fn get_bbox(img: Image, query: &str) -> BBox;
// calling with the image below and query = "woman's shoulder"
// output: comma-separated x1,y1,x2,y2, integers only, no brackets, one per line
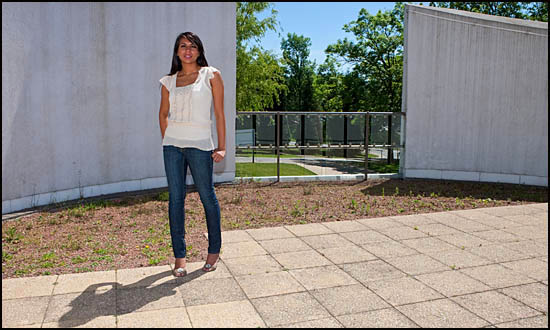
203,66,221,80
202,66,220,73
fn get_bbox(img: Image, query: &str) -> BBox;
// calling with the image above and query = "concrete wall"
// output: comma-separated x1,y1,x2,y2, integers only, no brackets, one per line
2,2,236,214
402,4,548,186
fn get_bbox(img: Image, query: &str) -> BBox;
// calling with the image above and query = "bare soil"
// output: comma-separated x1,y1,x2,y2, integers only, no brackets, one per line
2,178,548,279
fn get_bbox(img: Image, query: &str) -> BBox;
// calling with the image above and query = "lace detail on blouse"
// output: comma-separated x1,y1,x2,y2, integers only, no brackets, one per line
169,85,193,122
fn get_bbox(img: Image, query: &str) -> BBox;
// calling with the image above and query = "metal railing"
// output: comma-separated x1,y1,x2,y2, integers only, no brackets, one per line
235,111,406,182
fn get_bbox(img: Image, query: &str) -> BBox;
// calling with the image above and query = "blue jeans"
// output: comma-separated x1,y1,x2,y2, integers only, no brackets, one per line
163,146,221,258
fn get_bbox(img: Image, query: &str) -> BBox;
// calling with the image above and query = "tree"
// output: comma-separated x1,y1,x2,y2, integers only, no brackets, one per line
325,3,405,163
429,2,548,22
236,2,287,111
325,4,404,113
280,33,316,112
313,57,344,112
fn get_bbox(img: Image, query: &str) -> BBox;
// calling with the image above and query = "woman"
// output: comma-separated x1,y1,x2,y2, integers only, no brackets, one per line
158,32,225,277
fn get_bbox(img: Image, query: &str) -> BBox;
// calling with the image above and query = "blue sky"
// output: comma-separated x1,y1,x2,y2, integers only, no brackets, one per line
254,2,424,70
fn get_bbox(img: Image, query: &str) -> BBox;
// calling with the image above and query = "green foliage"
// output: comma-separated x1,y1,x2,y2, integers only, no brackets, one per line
236,2,287,111
429,2,548,22
280,33,316,112
325,3,404,113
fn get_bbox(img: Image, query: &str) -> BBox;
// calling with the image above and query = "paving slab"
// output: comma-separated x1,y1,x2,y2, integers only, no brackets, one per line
494,315,548,328
186,300,266,328
284,223,334,236
2,296,50,327
415,223,463,236
246,226,295,240
397,298,490,327
320,220,370,233
499,283,548,314
44,290,116,324
219,229,254,243
1,274,58,300
116,308,191,328
424,248,493,269
466,243,529,263
116,265,175,289
336,308,419,327
301,233,356,249
251,292,331,327
289,265,358,290
272,249,333,270
438,218,495,232
310,283,390,316
460,264,537,288
501,258,549,282
317,245,378,264
223,254,283,276
470,229,526,244
234,271,305,298
414,270,491,297
53,270,116,295
502,225,548,240
467,215,524,229
356,216,403,229
361,240,419,259
390,213,440,226
339,259,407,284
400,236,458,254
479,205,541,217
41,315,116,328
177,277,246,306
339,229,392,244
257,237,312,254
436,232,493,249
116,283,184,314
219,240,268,259
274,317,344,328
366,276,444,306
385,254,450,275
452,290,541,324
379,226,430,240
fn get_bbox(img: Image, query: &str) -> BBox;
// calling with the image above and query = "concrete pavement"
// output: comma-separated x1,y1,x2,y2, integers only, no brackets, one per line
2,203,548,328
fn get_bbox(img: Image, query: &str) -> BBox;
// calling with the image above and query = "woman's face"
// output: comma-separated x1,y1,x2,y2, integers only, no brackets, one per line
177,37,200,65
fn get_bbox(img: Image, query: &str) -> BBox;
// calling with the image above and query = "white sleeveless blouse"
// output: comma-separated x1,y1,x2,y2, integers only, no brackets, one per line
159,66,220,151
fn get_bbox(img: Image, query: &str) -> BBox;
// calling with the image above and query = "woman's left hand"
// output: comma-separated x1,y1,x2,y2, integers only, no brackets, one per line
212,149,226,163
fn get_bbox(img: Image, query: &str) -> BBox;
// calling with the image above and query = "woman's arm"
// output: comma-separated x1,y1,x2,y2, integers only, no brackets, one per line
159,85,170,139
211,71,226,163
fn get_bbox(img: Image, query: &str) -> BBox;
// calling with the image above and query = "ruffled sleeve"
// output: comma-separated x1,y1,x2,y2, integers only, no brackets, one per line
205,66,220,80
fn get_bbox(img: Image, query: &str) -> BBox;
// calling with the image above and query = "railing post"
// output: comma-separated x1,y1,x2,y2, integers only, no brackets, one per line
343,115,348,158
387,114,393,164
252,114,256,163
276,112,280,182
364,112,370,181
300,114,305,156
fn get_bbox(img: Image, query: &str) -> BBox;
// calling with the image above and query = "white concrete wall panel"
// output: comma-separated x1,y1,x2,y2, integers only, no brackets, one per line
2,2,236,213
402,4,548,186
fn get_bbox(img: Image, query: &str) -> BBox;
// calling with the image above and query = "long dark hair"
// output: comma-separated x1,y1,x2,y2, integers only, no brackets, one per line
167,32,208,75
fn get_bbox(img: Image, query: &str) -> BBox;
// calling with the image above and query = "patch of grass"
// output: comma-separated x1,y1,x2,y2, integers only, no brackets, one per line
3,227,23,244
236,163,316,177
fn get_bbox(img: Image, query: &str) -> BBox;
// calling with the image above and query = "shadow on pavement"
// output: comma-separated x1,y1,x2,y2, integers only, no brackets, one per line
57,268,207,327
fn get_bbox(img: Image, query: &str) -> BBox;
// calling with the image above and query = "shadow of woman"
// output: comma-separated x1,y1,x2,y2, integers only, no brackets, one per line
57,268,207,327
